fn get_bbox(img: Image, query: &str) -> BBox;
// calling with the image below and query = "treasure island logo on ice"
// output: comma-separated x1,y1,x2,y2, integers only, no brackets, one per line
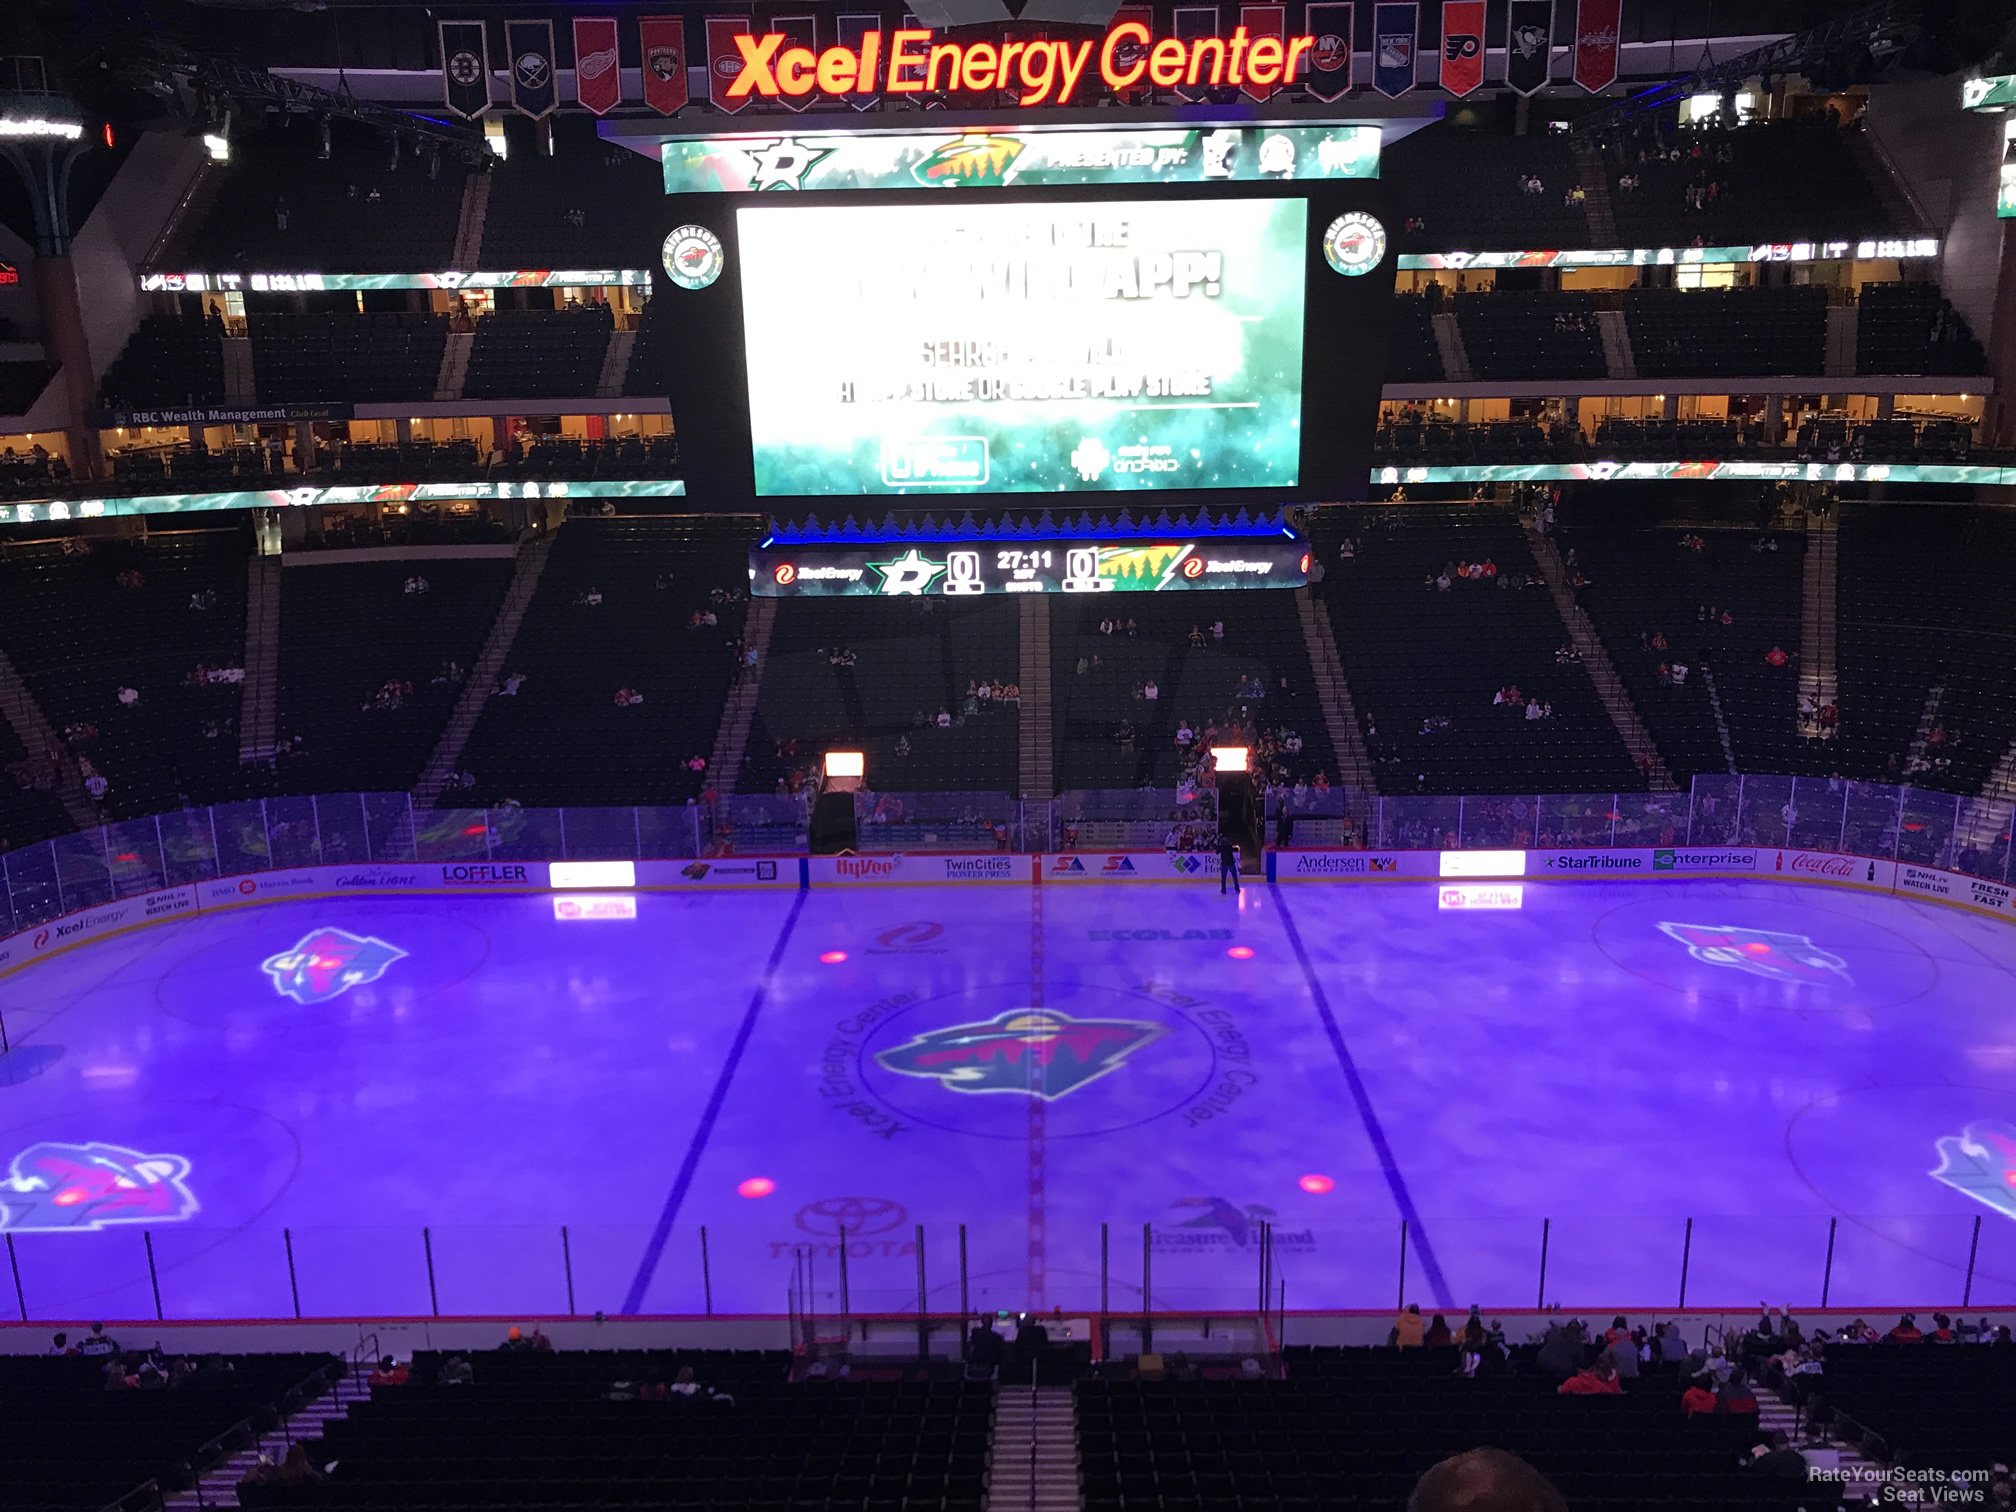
262,927,407,1005
1656,921,1850,986
1930,1120,2016,1221
0,1141,198,1233
876,1009,1165,1099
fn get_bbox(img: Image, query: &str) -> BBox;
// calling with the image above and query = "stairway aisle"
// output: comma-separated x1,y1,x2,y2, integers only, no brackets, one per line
162,1366,365,1512
986,1383,1080,1512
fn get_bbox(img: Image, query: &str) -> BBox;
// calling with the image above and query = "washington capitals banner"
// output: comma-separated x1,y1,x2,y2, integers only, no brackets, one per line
439,20,491,119
1372,2,1417,98
1304,2,1353,101
1573,0,1621,93
1108,4,1155,103
572,17,622,115
1173,6,1220,103
1505,0,1554,95
1239,4,1286,101
769,13,818,111
706,17,752,114
1439,0,1484,96
640,16,689,114
836,13,880,109
507,20,557,117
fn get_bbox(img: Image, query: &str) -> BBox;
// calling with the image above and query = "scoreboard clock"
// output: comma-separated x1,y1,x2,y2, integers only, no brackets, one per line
752,537,1309,597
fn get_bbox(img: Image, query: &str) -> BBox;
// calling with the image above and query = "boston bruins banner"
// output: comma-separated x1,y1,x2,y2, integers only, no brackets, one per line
1505,0,1554,95
439,19,492,119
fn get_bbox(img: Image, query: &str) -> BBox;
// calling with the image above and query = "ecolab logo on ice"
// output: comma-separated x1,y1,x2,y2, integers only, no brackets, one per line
837,857,900,879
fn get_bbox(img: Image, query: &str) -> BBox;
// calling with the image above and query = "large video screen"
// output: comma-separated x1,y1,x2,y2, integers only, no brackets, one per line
736,197,1307,496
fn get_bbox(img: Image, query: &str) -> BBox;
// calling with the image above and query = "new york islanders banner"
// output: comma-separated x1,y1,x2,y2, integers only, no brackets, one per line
1439,0,1484,97
706,17,752,114
769,13,818,111
1372,2,1416,98
572,17,622,115
1108,5,1155,102
506,19,558,118
1304,2,1353,101
836,13,880,109
1573,0,1621,93
1505,0,1554,95
1173,6,1220,103
1239,4,1286,101
439,19,491,119
639,16,689,115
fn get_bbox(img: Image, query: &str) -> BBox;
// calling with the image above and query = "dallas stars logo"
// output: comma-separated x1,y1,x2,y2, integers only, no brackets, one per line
868,549,946,596
742,137,835,192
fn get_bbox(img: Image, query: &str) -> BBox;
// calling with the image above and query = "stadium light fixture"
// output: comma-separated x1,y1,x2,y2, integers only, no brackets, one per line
201,132,230,162
825,750,865,780
1209,746,1249,773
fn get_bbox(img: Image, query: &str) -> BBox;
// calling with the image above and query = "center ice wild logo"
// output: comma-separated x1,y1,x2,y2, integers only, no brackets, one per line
1656,921,1850,986
876,1009,1165,1100
262,927,407,1005
1931,1120,2016,1221
0,1141,198,1233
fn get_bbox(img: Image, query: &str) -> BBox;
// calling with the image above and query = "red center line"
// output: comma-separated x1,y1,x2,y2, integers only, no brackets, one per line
1026,866,1047,1312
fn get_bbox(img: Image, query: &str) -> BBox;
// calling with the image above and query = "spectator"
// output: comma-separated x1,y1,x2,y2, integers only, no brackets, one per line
1211,618,1225,641
1409,1449,1567,1512
1558,1357,1623,1395
368,1355,409,1387
1718,1367,1758,1413
936,709,952,729
494,672,526,697
1748,1431,1809,1483
1189,625,1205,648
1425,1314,1453,1348
1887,1313,1924,1343
439,1355,474,1385
1602,1333,1639,1379
47,1332,74,1356
276,1445,324,1485
1218,831,1240,896
1393,1302,1426,1348
1680,1374,1719,1417
1535,1320,1583,1380
966,1317,1005,1378
1656,1322,1691,1363
77,1323,119,1357
1765,646,1789,667
116,686,139,706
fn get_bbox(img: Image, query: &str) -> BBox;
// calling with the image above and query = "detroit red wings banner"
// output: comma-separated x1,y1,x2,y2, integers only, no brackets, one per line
571,17,621,115
706,17,751,114
639,16,689,115
1303,2,1353,101
1573,0,1621,93
1239,4,1286,101
1439,0,1484,96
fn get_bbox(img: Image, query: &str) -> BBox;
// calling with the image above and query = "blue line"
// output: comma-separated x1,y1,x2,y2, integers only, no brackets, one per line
1271,884,1452,1310
621,889,808,1314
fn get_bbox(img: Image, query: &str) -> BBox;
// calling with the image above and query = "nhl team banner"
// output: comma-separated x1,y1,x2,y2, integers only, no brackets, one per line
506,19,558,118
1108,5,1154,103
439,19,492,119
836,13,881,109
707,17,753,113
769,13,818,111
1573,0,1621,93
1304,2,1353,101
1372,2,1417,97
1505,0,1554,95
1173,6,1220,103
572,17,622,115
1239,4,1286,101
1439,0,1484,96
640,16,690,114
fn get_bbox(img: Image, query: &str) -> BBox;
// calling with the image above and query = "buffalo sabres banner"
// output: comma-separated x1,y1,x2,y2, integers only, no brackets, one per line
1173,5,1220,103
439,19,492,119
1573,0,1621,93
769,13,818,111
506,19,558,118
836,12,880,109
1505,0,1554,94
1303,2,1353,101
1439,0,1484,96
706,17,753,114
572,17,622,115
1108,5,1155,103
1372,1,1416,98
1239,4,1286,100
640,16,689,114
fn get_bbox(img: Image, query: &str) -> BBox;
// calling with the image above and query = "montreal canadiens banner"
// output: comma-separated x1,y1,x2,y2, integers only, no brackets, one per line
1505,0,1554,95
1239,4,1286,101
1173,6,1220,103
1372,2,1416,98
572,17,621,115
770,13,818,111
506,19,558,118
1573,0,1621,93
640,16,689,114
836,12,880,108
1439,0,1484,97
1304,2,1352,101
439,19,491,119
706,16,752,114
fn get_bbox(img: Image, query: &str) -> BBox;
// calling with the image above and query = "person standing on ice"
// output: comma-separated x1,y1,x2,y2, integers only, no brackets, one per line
1219,832,1240,896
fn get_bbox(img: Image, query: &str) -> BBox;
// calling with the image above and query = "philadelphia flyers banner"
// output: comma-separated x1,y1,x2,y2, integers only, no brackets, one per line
1573,0,1621,93
1107,5,1154,102
1239,4,1286,101
706,16,752,113
1439,0,1484,96
836,13,880,109
1173,5,1220,103
1303,2,1353,101
572,17,622,115
640,16,689,115
768,13,817,111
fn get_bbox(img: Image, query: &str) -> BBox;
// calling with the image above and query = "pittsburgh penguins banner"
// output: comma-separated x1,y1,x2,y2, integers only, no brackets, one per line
706,17,752,114
572,17,622,115
1439,0,1484,96
769,13,818,111
1505,0,1554,95
439,20,491,119
1372,2,1416,98
1303,2,1353,101
1237,4,1286,101
506,19,558,118
1573,0,1621,93
639,16,689,115
836,13,880,109
1108,4,1155,103
1173,6,1220,103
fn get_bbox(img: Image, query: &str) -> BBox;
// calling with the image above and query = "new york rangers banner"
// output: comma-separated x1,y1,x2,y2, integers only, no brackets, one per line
1107,5,1155,102
1304,2,1353,101
1372,2,1417,98
1439,0,1484,97
506,19,558,118
1239,4,1286,101
1505,0,1554,95
706,17,752,114
836,13,880,109
572,17,622,115
769,13,818,111
439,19,491,119
1573,0,1621,93
1173,6,1220,103
639,16,689,115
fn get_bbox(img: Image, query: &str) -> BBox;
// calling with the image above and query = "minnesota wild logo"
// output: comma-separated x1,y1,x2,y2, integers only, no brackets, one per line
875,1009,1163,1100
1931,1120,2016,1221
911,134,1026,188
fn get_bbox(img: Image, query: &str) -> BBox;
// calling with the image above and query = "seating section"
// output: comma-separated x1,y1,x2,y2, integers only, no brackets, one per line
1596,418,1741,460
462,306,614,400
276,558,513,794
1387,129,1592,251
478,140,666,268
456,517,756,806
1809,1344,2016,1473
0,719,74,855
274,1350,988,1512
1385,294,1443,384
98,313,227,411
1454,292,1607,382
1374,417,1579,467
624,294,679,396
1624,287,1828,377
742,595,1020,797
1856,282,1987,375
0,532,251,818
1310,507,1642,795
1051,591,1334,792
1606,120,1896,247
0,445,72,500
249,312,448,404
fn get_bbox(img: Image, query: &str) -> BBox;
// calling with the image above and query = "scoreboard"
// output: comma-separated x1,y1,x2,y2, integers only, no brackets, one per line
752,537,1308,597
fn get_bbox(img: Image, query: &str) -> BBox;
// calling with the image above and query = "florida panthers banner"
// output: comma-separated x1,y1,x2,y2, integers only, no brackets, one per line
439,19,492,119
1303,2,1353,101
1439,0,1484,96
640,16,689,114
1239,4,1286,100
769,13,818,111
506,19,558,118
1108,5,1155,102
1505,0,1554,94
836,12,880,109
706,17,752,114
1173,6,1220,102
1372,2,1416,98
1573,0,1621,93
572,17,622,114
